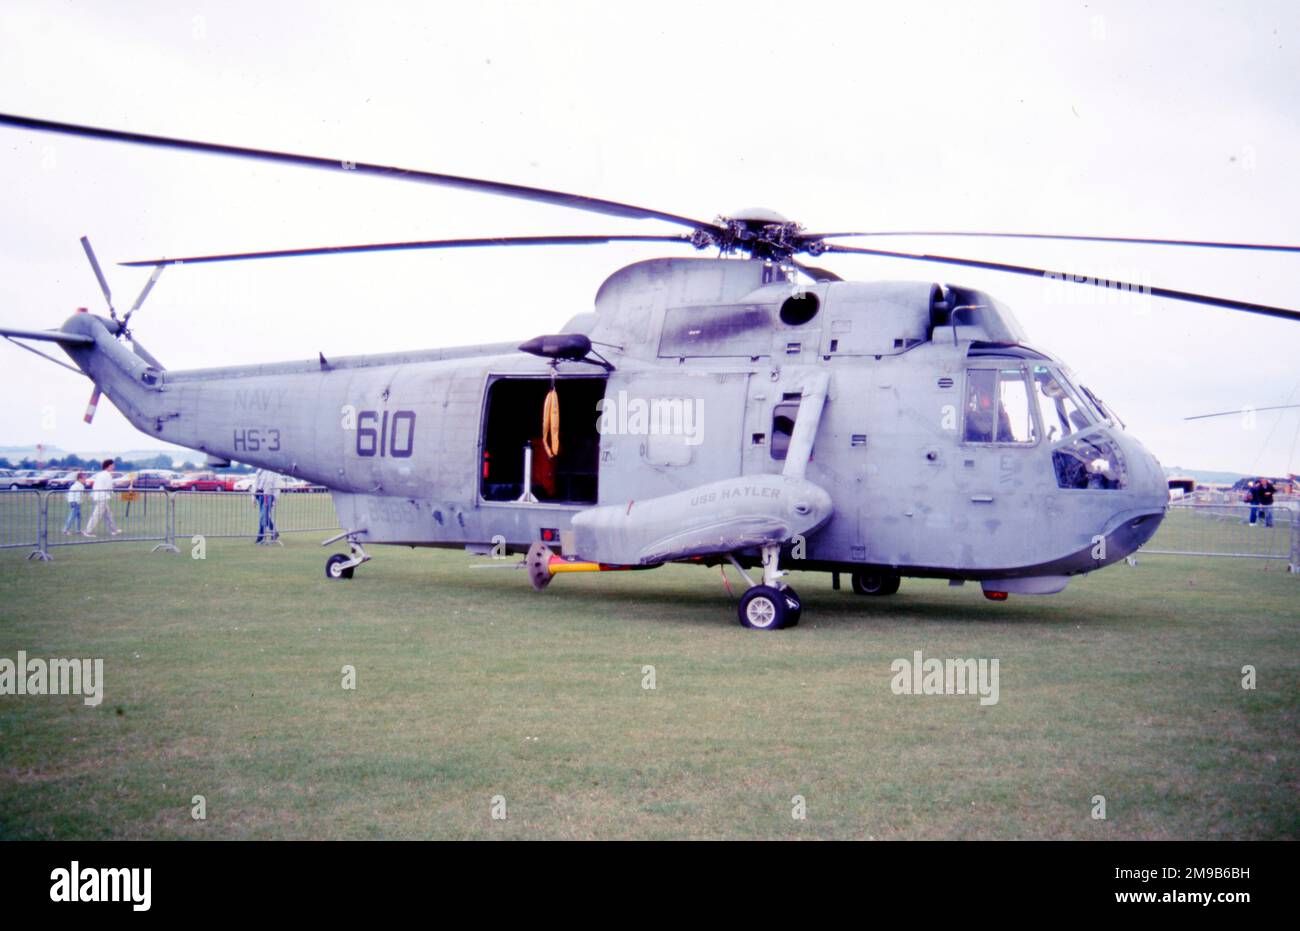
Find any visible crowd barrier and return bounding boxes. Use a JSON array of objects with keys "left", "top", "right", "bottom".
[{"left": 0, "top": 487, "right": 340, "bottom": 561}]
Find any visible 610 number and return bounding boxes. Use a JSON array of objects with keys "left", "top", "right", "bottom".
[{"left": 357, "top": 410, "right": 415, "bottom": 458}]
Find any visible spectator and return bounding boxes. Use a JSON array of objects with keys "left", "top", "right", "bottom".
[
  {"left": 252, "top": 470, "right": 265, "bottom": 541},
  {"left": 1256, "top": 477, "right": 1276, "bottom": 528},
  {"left": 63, "top": 472, "right": 85, "bottom": 534},
  {"left": 82, "top": 459, "right": 121, "bottom": 537},
  {"left": 253, "top": 469, "right": 284, "bottom": 544}
]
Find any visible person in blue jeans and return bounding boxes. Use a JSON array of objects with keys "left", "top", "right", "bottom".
[
  {"left": 1255, "top": 477, "right": 1276, "bottom": 528},
  {"left": 63, "top": 473, "right": 85, "bottom": 534},
  {"left": 253, "top": 469, "right": 283, "bottom": 543}
]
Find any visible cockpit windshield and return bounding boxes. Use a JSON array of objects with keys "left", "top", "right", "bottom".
[
  {"left": 1079, "top": 384, "right": 1123, "bottom": 429},
  {"left": 1029, "top": 365, "right": 1095, "bottom": 443}
]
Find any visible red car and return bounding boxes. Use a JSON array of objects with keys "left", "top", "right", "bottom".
[{"left": 168, "top": 471, "right": 238, "bottom": 492}]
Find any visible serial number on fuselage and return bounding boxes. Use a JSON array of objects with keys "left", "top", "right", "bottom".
[
  {"left": 233, "top": 428, "right": 281, "bottom": 453},
  {"left": 355, "top": 409, "right": 416, "bottom": 458}
]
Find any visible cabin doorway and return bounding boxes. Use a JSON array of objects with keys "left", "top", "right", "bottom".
[{"left": 479, "top": 375, "right": 605, "bottom": 505}]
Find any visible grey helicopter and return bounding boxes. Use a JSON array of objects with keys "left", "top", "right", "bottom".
[{"left": 3, "top": 113, "right": 1298, "bottom": 630}]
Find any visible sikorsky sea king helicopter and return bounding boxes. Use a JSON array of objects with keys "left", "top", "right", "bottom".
[{"left": 3, "top": 114, "right": 1298, "bottom": 630}]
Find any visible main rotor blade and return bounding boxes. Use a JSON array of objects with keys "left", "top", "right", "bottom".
[
  {"left": 813, "top": 231, "right": 1300, "bottom": 253},
  {"left": 1184, "top": 403, "right": 1300, "bottom": 421},
  {"left": 1, "top": 113, "right": 720, "bottom": 234},
  {"left": 79, "top": 236, "right": 114, "bottom": 315},
  {"left": 823, "top": 244, "right": 1300, "bottom": 322},
  {"left": 120, "top": 234, "right": 693, "bottom": 267}
]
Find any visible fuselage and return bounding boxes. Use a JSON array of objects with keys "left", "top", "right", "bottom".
[{"left": 59, "top": 256, "right": 1169, "bottom": 585}]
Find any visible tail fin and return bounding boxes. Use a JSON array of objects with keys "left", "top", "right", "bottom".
[{"left": 1, "top": 312, "right": 166, "bottom": 432}]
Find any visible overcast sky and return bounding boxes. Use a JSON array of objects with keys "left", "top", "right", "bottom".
[{"left": 1, "top": 0, "right": 1297, "bottom": 475}]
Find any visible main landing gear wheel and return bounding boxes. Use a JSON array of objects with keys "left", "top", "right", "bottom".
[
  {"left": 325, "top": 553, "right": 354, "bottom": 580},
  {"left": 851, "top": 570, "right": 900, "bottom": 596},
  {"left": 738, "top": 584, "right": 800, "bottom": 630},
  {"left": 780, "top": 585, "right": 802, "bottom": 626}
]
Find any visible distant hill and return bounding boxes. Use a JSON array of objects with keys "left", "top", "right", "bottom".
[
  {"left": 1, "top": 444, "right": 205, "bottom": 468},
  {"left": 1164, "top": 466, "right": 1252, "bottom": 486}
]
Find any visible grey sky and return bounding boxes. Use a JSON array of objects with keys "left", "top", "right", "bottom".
[{"left": 1, "top": 0, "right": 1297, "bottom": 474}]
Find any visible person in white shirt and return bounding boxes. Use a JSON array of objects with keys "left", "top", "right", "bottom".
[
  {"left": 82, "top": 459, "right": 122, "bottom": 536},
  {"left": 63, "top": 473, "right": 86, "bottom": 534},
  {"left": 253, "top": 468, "right": 284, "bottom": 543}
]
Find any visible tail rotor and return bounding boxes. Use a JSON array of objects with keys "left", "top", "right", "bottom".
[{"left": 78, "top": 236, "right": 166, "bottom": 422}]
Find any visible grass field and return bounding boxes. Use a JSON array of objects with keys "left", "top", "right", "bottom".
[{"left": 0, "top": 525, "right": 1297, "bottom": 839}]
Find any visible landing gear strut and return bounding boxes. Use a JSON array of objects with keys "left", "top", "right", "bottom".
[
  {"left": 730, "top": 543, "right": 801, "bottom": 630},
  {"left": 322, "top": 530, "right": 370, "bottom": 580}
]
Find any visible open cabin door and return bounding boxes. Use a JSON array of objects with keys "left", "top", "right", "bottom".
[{"left": 479, "top": 374, "right": 606, "bottom": 505}]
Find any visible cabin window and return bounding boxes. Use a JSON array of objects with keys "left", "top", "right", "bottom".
[
  {"left": 770, "top": 400, "right": 801, "bottom": 460},
  {"left": 480, "top": 376, "right": 604, "bottom": 504},
  {"left": 963, "top": 367, "right": 1036, "bottom": 445}
]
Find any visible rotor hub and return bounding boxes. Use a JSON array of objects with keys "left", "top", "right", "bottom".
[{"left": 692, "top": 209, "right": 824, "bottom": 260}]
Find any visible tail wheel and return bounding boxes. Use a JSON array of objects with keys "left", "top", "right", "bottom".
[
  {"left": 851, "top": 570, "right": 900, "bottom": 596},
  {"left": 326, "top": 553, "right": 354, "bottom": 580},
  {"left": 738, "top": 585, "right": 793, "bottom": 630}
]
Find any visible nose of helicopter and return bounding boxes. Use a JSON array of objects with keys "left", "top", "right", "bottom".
[
  {"left": 1121, "top": 432, "right": 1170, "bottom": 509},
  {"left": 1102, "top": 430, "right": 1169, "bottom": 561}
]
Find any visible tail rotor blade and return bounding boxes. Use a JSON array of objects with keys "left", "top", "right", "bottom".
[
  {"left": 83, "top": 386, "right": 101, "bottom": 424},
  {"left": 79, "top": 236, "right": 116, "bottom": 319},
  {"left": 122, "top": 264, "right": 164, "bottom": 329}
]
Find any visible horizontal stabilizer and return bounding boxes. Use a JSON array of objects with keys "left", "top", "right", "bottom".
[{"left": 0, "top": 326, "right": 94, "bottom": 345}]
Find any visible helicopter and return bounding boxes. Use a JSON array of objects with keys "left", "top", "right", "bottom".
[{"left": 2, "top": 113, "right": 1298, "bottom": 630}]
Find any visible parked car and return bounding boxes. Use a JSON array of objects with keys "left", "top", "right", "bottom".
[
  {"left": 169, "top": 471, "right": 238, "bottom": 492},
  {"left": 126, "top": 469, "right": 179, "bottom": 490},
  {"left": 44, "top": 470, "right": 85, "bottom": 490},
  {"left": 233, "top": 476, "right": 255, "bottom": 492},
  {"left": 6, "top": 469, "right": 48, "bottom": 490}
]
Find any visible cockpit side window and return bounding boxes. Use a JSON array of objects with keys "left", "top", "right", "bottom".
[
  {"left": 963, "top": 367, "right": 1036, "bottom": 445},
  {"left": 964, "top": 369, "right": 997, "bottom": 443},
  {"left": 996, "top": 367, "right": 1035, "bottom": 443}
]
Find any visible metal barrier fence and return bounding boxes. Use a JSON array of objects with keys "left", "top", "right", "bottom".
[
  {"left": 0, "top": 489, "right": 43, "bottom": 552},
  {"left": 0, "top": 488, "right": 340, "bottom": 560},
  {"left": 173, "top": 489, "right": 338, "bottom": 540},
  {"left": 1142, "top": 502, "right": 1299, "bottom": 571}
]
